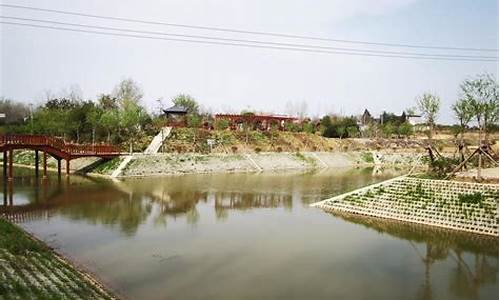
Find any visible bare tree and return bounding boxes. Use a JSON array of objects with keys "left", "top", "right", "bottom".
[
  {"left": 284, "top": 100, "right": 308, "bottom": 118},
  {"left": 112, "top": 78, "right": 144, "bottom": 108}
]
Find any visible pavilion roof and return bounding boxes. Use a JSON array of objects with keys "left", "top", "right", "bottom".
[{"left": 163, "top": 105, "right": 188, "bottom": 114}]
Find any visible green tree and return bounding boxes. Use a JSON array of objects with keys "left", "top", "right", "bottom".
[
  {"left": 459, "top": 74, "right": 499, "bottom": 178},
  {"left": 187, "top": 115, "right": 202, "bottom": 143},
  {"left": 97, "top": 94, "right": 119, "bottom": 110},
  {"left": 302, "top": 122, "right": 315, "bottom": 134},
  {"left": 398, "top": 122, "right": 413, "bottom": 137},
  {"left": 346, "top": 126, "right": 358, "bottom": 138},
  {"left": 336, "top": 126, "right": 346, "bottom": 139},
  {"left": 87, "top": 106, "right": 103, "bottom": 143},
  {"left": 0, "top": 97, "right": 29, "bottom": 125},
  {"left": 383, "top": 122, "right": 396, "bottom": 138},
  {"left": 451, "top": 98, "right": 474, "bottom": 161},
  {"left": 172, "top": 94, "right": 199, "bottom": 115},
  {"left": 416, "top": 93, "right": 440, "bottom": 138},
  {"left": 100, "top": 110, "right": 120, "bottom": 142},
  {"left": 460, "top": 73, "right": 499, "bottom": 142}
]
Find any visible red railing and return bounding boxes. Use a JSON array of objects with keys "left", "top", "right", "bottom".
[{"left": 0, "top": 134, "right": 121, "bottom": 156}]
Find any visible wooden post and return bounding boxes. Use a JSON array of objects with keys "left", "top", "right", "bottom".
[
  {"left": 478, "top": 152, "right": 482, "bottom": 179},
  {"left": 8, "top": 149, "right": 13, "bottom": 181},
  {"left": 43, "top": 151, "right": 47, "bottom": 179},
  {"left": 8, "top": 181, "right": 13, "bottom": 206},
  {"left": 57, "top": 159, "right": 61, "bottom": 177},
  {"left": 2, "top": 151, "right": 6, "bottom": 178},
  {"left": 2, "top": 181, "right": 6, "bottom": 206},
  {"left": 66, "top": 159, "right": 70, "bottom": 176},
  {"left": 35, "top": 150, "right": 39, "bottom": 177}
]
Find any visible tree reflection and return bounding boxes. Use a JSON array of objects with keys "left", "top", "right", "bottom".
[
  {"left": 330, "top": 211, "right": 498, "bottom": 300},
  {"left": 1, "top": 167, "right": 408, "bottom": 236}
]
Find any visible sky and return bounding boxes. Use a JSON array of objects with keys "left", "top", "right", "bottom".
[{"left": 0, "top": 0, "right": 498, "bottom": 123}]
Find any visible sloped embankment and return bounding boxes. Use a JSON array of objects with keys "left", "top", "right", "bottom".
[
  {"left": 0, "top": 218, "right": 117, "bottom": 299},
  {"left": 91, "top": 151, "right": 423, "bottom": 177},
  {"left": 312, "top": 177, "right": 499, "bottom": 236}
]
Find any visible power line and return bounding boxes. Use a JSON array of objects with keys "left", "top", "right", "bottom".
[
  {"left": 2, "top": 21, "right": 497, "bottom": 62},
  {"left": 2, "top": 15, "right": 496, "bottom": 60},
  {"left": 1, "top": 3, "right": 497, "bottom": 53}
]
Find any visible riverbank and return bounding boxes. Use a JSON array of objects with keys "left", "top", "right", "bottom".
[
  {"left": 0, "top": 217, "right": 118, "bottom": 299},
  {"left": 94, "top": 151, "right": 423, "bottom": 178}
]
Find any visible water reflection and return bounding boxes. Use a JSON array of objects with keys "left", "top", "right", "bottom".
[
  {"left": 331, "top": 212, "right": 497, "bottom": 300},
  {"left": 1, "top": 167, "right": 400, "bottom": 233},
  {"left": 0, "top": 167, "right": 497, "bottom": 300}
]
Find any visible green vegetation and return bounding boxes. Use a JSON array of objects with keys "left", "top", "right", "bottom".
[
  {"left": 92, "top": 157, "right": 123, "bottom": 175},
  {"left": 458, "top": 192, "right": 485, "bottom": 205},
  {"left": 323, "top": 177, "right": 498, "bottom": 235},
  {"left": 321, "top": 115, "right": 359, "bottom": 138},
  {"left": 417, "top": 93, "right": 441, "bottom": 138},
  {"left": 1, "top": 79, "right": 152, "bottom": 151},
  {"left": 0, "top": 218, "right": 46, "bottom": 256},
  {"left": 0, "top": 218, "right": 115, "bottom": 299},
  {"left": 361, "top": 152, "right": 374, "bottom": 163},
  {"left": 293, "top": 152, "right": 316, "bottom": 165}
]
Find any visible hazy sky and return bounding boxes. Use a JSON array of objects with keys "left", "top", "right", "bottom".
[{"left": 1, "top": 0, "right": 498, "bottom": 123}]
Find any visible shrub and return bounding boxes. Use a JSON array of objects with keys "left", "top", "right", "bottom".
[
  {"left": 361, "top": 152, "right": 374, "bottom": 163},
  {"left": 458, "top": 192, "right": 485, "bottom": 205},
  {"left": 214, "top": 119, "right": 230, "bottom": 130},
  {"left": 426, "top": 157, "right": 460, "bottom": 179},
  {"left": 303, "top": 122, "right": 315, "bottom": 134}
]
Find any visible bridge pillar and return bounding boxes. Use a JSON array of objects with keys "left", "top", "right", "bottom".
[
  {"left": 2, "top": 151, "right": 6, "bottom": 179},
  {"left": 57, "top": 159, "right": 61, "bottom": 177},
  {"left": 8, "top": 149, "right": 13, "bottom": 181},
  {"left": 2, "top": 181, "right": 6, "bottom": 206},
  {"left": 35, "top": 150, "right": 39, "bottom": 177},
  {"left": 43, "top": 151, "right": 47, "bottom": 179},
  {"left": 66, "top": 159, "right": 70, "bottom": 176}
]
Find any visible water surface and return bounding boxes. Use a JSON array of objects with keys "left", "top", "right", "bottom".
[{"left": 1, "top": 167, "right": 498, "bottom": 300}]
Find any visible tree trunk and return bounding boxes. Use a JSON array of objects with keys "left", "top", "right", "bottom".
[{"left": 477, "top": 120, "right": 482, "bottom": 179}]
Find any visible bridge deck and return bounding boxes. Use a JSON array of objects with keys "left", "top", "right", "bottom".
[{"left": 0, "top": 134, "right": 121, "bottom": 160}]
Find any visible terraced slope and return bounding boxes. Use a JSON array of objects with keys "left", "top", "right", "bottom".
[
  {"left": 0, "top": 218, "right": 116, "bottom": 300},
  {"left": 312, "top": 177, "right": 499, "bottom": 236}
]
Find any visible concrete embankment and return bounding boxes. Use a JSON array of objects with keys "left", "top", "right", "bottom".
[
  {"left": 0, "top": 218, "right": 118, "bottom": 299},
  {"left": 94, "top": 151, "right": 423, "bottom": 178},
  {"left": 312, "top": 176, "right": 499, "bottom": 236}
]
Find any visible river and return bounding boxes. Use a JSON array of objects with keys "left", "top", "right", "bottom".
[{"left": 1, "top": 167, "right": 498, "bottom": 300}]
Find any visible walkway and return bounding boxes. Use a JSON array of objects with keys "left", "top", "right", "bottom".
[{"left": 1, "top": 134, "right": 121, "bottom": 179}]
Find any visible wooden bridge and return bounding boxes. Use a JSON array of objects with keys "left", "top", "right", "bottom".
[{"left": 1, "top": 134, "right": 122, "bottom": 179}]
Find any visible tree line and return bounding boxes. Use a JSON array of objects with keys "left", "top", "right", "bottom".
[{"left": 0, "top": 73, "right": 497, "bottom": 146}]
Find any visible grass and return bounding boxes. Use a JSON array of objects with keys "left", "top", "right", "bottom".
[
  {"left": 91, "top": 157, "right": 122, "bottom": 174},
  {"left": 0, "top": 218, "right": 116, "bottom": 299},
  {"left": 0, "top": 218, "right": 47, "bottom": 256},
  {"left": 321, "top": 177, "right": 498, "bottom": 234}
]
